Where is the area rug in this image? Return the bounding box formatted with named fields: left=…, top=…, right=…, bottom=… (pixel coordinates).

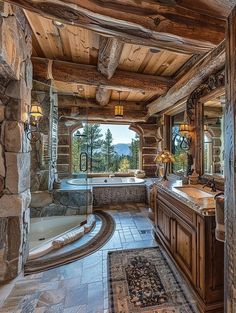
left=108, top=247, right=198, bottom=313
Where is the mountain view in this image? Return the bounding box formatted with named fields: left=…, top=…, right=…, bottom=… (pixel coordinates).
left=72, top=124, right=139, bottom=173
left=114, top=143, right=131, bottom=156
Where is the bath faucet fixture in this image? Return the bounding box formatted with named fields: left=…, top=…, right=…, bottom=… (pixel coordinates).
left=203, top=178, right=217, bottom=192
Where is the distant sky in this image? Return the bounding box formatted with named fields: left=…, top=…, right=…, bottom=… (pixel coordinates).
left=99, top=124, right=136, bottom=144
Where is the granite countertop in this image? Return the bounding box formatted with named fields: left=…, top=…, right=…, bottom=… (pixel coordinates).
left=155, top=179, right=219, bottom=216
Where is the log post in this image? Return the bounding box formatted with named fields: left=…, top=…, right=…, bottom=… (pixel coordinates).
left=224, top=5, right=236, bottom=312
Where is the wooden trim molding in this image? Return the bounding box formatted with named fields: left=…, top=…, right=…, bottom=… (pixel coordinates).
left=185, top=70, right=225, bottom=176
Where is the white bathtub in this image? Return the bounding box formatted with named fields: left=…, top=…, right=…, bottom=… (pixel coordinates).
left=67, top=177, right=145, bottom=186
left=29, top=215, right=87, bottom=250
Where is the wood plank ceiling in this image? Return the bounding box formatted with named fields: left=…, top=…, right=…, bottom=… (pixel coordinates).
left=26, top=11, right=190, bottom=103
left=10, top=0, right=228, bottom=122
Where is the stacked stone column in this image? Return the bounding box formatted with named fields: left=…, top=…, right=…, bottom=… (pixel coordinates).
left=0, top=4, right=32, bottom=281
left=130, top=123, right=159, bottom=177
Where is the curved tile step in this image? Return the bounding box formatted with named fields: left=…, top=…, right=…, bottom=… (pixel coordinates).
left=24, top=210, right=115, bottom=275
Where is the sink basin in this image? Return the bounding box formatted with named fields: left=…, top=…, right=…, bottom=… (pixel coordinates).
left=174, top=186, right=214, bottom=199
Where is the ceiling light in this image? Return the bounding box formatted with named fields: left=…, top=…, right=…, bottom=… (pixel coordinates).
left=115, top=91, right=124, bottom=119
left=77, top=86, right=84, bottom=92
left=149, top=48, right=160, bottom=54
left=52, top=20, right=64, bottom=28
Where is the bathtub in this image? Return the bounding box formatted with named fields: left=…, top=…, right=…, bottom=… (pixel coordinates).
left=67, top=177, right=145, bottom=186
left=29, top=215, right=87, bottom=250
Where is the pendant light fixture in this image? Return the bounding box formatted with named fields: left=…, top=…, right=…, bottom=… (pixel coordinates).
left=114, top=91, right=124, bottom=118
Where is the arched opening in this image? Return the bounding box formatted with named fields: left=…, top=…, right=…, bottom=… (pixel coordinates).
left=71, top=123, right=140, bottom=175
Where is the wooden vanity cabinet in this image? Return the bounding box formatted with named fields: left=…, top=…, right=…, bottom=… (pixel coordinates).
left=154, top=188, right=224, bottom=313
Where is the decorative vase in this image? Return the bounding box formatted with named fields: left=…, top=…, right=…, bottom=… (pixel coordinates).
left=162, top=163, right=168, bottom=181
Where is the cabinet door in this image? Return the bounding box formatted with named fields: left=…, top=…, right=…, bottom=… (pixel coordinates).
left=156, top=200, right=172, bottom=251
left=172, top=216, right=197, bottom=284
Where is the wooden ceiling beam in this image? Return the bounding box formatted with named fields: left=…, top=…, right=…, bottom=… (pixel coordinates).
left=147, top=42, right=226, bottom=115
left=32, top=57, right=173, bottom=94
left=6, top=0, right=225, bottom=54
left=58, top=95, right=146, bottom=111
left=95, top=87, right=112, bottom=106
left=97, top=37, right=124, bottom=79
left=95, top=37, right=123, bottom=106
left=59, top=107, right=147, bottom=123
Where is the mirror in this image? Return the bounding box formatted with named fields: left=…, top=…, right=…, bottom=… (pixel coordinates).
left=171, top=112, right=188, bottom=176
left=203, top=95, right=225, bottom=177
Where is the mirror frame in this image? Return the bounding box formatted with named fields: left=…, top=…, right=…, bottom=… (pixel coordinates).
left=186, top=69, right=225, bottom=183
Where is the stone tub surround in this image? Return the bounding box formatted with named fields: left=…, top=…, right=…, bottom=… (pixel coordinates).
left=0, top=4, right=32, bottom=282
left=93, top=185, right=146, bottom=206
left=30, top=188, right=93, bottom=218
left=155, top=179, right=218, bottom=215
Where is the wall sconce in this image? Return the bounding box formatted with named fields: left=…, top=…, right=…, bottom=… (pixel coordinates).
left=204, top=124, right=208, bottom=132
left=179, top=122, right=192, bottom=150
left=24, top=101, right=43, bottom=142
left=115, top=91, right=124, bottom=118
left=179, top=123, right=190, bottom=136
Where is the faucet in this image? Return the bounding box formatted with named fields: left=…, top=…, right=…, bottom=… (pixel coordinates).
left=108, top=174, right=115, bottom=178
left=203, top=178, right=217, bottom=192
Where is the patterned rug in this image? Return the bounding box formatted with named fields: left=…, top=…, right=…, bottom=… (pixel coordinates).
left=108, top=247, right=198, bottom=313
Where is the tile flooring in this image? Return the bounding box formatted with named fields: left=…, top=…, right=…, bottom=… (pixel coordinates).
left=0, top=203, right=157, bottom=313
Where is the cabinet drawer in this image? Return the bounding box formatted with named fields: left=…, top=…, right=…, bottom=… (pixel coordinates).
left=157, top=191, right=196, bottom=227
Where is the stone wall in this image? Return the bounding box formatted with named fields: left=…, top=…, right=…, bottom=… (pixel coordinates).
left=0, top=4, right=32, bottom=281
left=57, top=120, right=71, bottom=178
left=30, top=189, right=93, bottom=217
left=130, top=123, right=160, bottom=177
left=57, top=121, right=82, bottom=179
left=30, top=86, right=58, bottom=191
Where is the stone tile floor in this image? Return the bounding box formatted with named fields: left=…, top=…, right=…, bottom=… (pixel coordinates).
left=0, top=203, right=157, bottom=313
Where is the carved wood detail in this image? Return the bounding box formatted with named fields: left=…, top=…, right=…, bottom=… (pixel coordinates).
left=186, top=70, right=225, bottom=124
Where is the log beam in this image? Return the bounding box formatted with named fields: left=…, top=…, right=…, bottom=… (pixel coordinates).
left=95, top=88, right=112, bottom=106
left=96, top=37, right=123, bottom=105
left=98, top=37, right=124, bottom=79
left=59, top=107, right=147, bottom=123
left=58, top=95, right=147, bottom=111
left=32, top=57, right=173, bottom=94
left=148, top=42, right=226, bottom=115
left=6, top=0, right=225, bottom=54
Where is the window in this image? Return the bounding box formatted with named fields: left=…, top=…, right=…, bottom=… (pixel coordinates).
left=204, top=132, right=213, bottom=174
left=71, top=124, right=140, bottom=174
